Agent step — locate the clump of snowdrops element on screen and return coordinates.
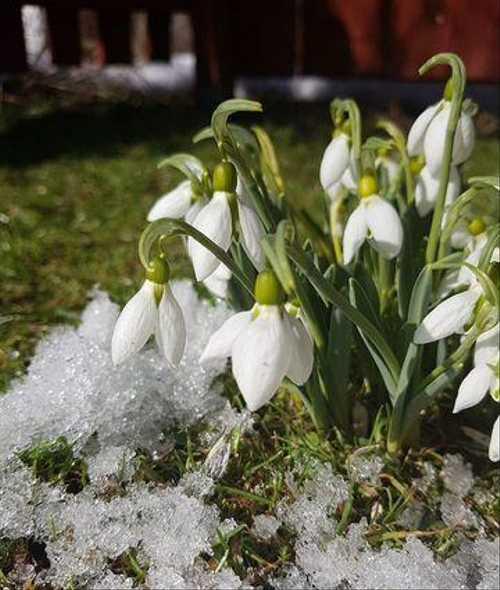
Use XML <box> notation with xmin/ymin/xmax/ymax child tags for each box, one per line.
<box><xmin>112</xmin><ymin>53</ymin><xmax>499</xmax><ymax>461</ymax></box>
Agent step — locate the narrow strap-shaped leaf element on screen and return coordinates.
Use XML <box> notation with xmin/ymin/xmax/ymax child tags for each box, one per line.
<box><xmin>211</xmin><ymin>99</ymin><xmax>263</xmax><ymax>148</ymax></box>
<box><xmin>157</xmin><ymin>153</ymin><xmax>207</xmax><ymax>192</ymax></box>
<box><xmin>349</xmin><ymin>279</ymin><xmax>398</xmax><ymax>400</ymax></box>
<box><xmin>252</xmin><ymin>125</ymin><xmax>285</xmax><ymax>200</ymax></box>
<box><xmin>287</xmin><ymin>244</ymin><xmax>400</xmax><ymax>383</ymax></box>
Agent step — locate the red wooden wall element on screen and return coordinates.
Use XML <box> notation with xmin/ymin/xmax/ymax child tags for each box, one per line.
<box><xmin>1</xmin><ymin>0</ymin><xmax>498</xmax><ymax>87</ymax></box>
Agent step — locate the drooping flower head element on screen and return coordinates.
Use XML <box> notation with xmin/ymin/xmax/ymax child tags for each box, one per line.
<box><xmin>343</xmin><ymin>173</ymin><xmax>403</xmax><ymax>265</ymax></box>
<box><xmin>111</xmin><ymin>255</ymin><xmax>186</xmax><ymax>367</ymax></box>
<box><xmin>407</xmin><ymin>80</ymin><xmax>475</xmax><ymax>177</ymax></box>
<box><xmin>320</xmin><ymin>120</ymin><xmax>358</xmax><ymax>201</ymax></box>
<box><xmin>200</xmin><ymin>270</ymin><xmax>314</xmax><ymax>411</ymax></box>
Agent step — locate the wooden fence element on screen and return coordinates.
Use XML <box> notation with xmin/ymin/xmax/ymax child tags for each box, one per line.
<box><xmin>1</xmin><ymin>1</ymin><xmax>499</xmax><ymax>91</ymax></box>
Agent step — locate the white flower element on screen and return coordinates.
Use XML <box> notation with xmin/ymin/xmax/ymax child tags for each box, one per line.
<box><xmin>111</xmin><ymin>280</ymin><xmax>186</xmax><ymax>367</ymax></box>
<box><xmin>408</xmin><ymin>101</ymin><xmax>475</xmax><ymax>176</ymax></box>
<box><xmin>200</xmin><ymin>305</ymin><xmax>313</xmax><ymax>411</ymax></box>
<box><xmin>203</xmin><ymin>263</ymin><xmax>231</xmax><ymax>299</ymax></box>
<box><xmin>489</xmin><ymin>416</ymin><xmax>499</xmax><ymax>462</ymax></box>
<box><xmin>236</xmin><ymin>179</ymin><xmax>266</xmax><ymax>270</ymax></box>
<box><xmin>413</xmin><ymin>284</ymin><xmax>482</xmax><ymax>344</ymax></box>
<box><xmin>320</xmin><ymin>133</ymin><xmax>351</xmax><ymax>194</ymax></box>
<box><xmin>453</xmin><ymin>324</ymin><xmax>499</xmax><ymax>413</ymax></box>
<box><xmin>343</xmin><ymin>195</ymin><xmax>403</xmax><ymax>264</ymax></box>
<box><xmin>147</xmin><ymin>180</ymin><xmax>195</xmax><ymax>221</ymax></box>
<box><xmin>415</xmin><ymin>164</ymin><xmax>460</xmax><ymax>218</ymax></box>
<box><xmin>188</xmin><ymin>191</ymin><xmax>233</xmax><ymax>281</ymax></box>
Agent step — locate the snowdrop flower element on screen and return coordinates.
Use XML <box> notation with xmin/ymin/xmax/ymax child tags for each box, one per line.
<box><xmin>236</xmin><ymin>178</ymin><xmax>266</xmax><ymax>270</ymax></box>
<box><xmin>413</xmin><ymin>283</ymin><xmax>483</xmax><ymax>344</ymax></box>
<box><xmin>203</xmin><ymin>263</ymin><xmax>231</xmax><ymax>299</ymax></box>
<box><xmin>147</xmin><ymin>179</ymin><xmax>206</xmax><ymax>223</ymax></box>
<box><xmin>407</xmin><ymin>82</ymin><xmax>475</xmax><ymax>176</ymax></box>
<box><xmin>188</xmin><ymin>162</ymin><xmax>237</xmax><ymax>281</ymax></box>
<box><xmin>111</xmin><ymin>255</ymin><xmax>186</xmax><ymax>367</ymax></box>
<box><xmin>200</xmin><ymin>270</ymin><xmax>314</xmax><ymax>411</ymax></box>
<box><xmin>453</xmin><ymin>324</ymin><xmax>499</xmax><ymax>413</ymax></box>
<box><xmin>415</xmin><ymin>164</ymin><xmax>461</xmax><ymax>217</ymax></box>
<box><xmin>453</xmin><ymin>324</ymin><xmax>499</xmax><ymax>462</ymax></box>
<box><xmin>343</xmin><ymin>174</ymin><xmax>403</xmax><ymax>265</ymax></box>
<box><xmin>320</xmin><ymin>123</ymin><xmax>356</xmax><ymax>197</ymax></box>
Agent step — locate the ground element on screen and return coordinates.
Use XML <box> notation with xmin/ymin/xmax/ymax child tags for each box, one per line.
<box><xmin>0</xmin><ymin>95</ymin><xmax>499</xmax><ymax>588</ymax></box>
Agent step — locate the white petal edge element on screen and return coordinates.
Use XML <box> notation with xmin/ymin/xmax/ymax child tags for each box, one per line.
<box><xmin>111</xmin><ymin>281</ymin><xmax>157</xmax><ymax>365</ymax></box>
<box><xmin>343</xmin><ymin>204</ymin><xmax>368</xmax><ymax>265</ymax></box>
<box><xmin>200</xmin><ymin>310</ymin><xmax>252</xmax><ymax>363</ymax></box>
<box><xmin>488</xmin><ymin>416</ymin><xmax>499</xmax><ymax>462</ymax></box>
<box><xmin>203</xmin><ymin>263</ymin><xmax>231</xmax><ymax>299</ymax></box>
<box><xmin>365</xmin><ymin>195</ymin><xmax>403</xmax><ymax>260</ymax></box>
<box><xmin>407</xmin><ymin>102</ymin><xmax>441</xmax><ymax>156</ymax></box>
<box><xmin>320</xmin><ymin>134</ymin><xmax>350</xmax><ymax>191</ymax></box>
<box><xmin>147</xmin><ymin>180</ymin><xmax>193</xmax><ymax>221</ymax></box>
<box><xmin>285</xmin><ymin>314</ymin><xmax>314</xmax><ymax>385</ymax></box>
<box><xmin>453</xmin><ymin>366</ymin><xmax>491</xmax><ymax>413</ymax></box>
<box><xmin>156</xmin><ymin>286</ymin><xmax>186</xmax><ymax>367</ymax></box>
<box><xmin>189</xmin><ymin>192</ymin><xmax>233</xmax><ymax>281</ymax></box>
<box><xmin>238</xmin><ymin>200</ymin><xmax>266</xmax><ymax>271</ymax></box>
<box><xmin>474</xmin><ymin>324</ymin><xmax>499</xmax><ymax>367</ymax></box>
<box><xmin>424</xmin><ymin>105</ymin><xmax>450</xmax><ymax>176</ymax></box>
<box><xmin>413</xmin><ymin>287</ymin><xmax>481</xmax><ymax>344</ymax></box>
<box><xmin>232</xmin><ymin>307</ymin><xmax>290</xmax><ymax>411</ymax></box>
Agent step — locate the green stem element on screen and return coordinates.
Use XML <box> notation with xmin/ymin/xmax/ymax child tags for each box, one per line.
<box><xmin>378</xmin><ymin>256</ymin><xmax>393</xmax><ymax>315</ymax></box>
<box><xmin>423</xmin><ymin>54</ymin><xmax>466</xmax><ymax>264</ymax></box>
<box><xmin>288</xmin><ymin>245</ymin><xmax>400</xmax><ymax>383</ymax></box>
<box><xmin>138</xmin><ymin>218</ymin><xmax>254</xmax><ymax>295</ymax></box>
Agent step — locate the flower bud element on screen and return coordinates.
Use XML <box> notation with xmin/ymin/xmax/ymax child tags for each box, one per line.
<box><xmin>359</xmin><ymin>174</ymin><xmax>378</xmax><ymax>199</ymax></box>
<box><xmin>146</xmin><ymin>255</ymin><xmax>170</xmax><ymax>284</ymax></box>
<box><xmin>468</xmin><ymin>218</ymin><xmax>486</xmax><ymax>236</ymax></box>
<box><xmin>254</xmin><ymin>270</ymin><xmax>284</xmax><ymax>305</ymax></box>
<box><xmin>213</xmin><ymin>161</ymin><xmax>237</xmax><ymax>193</ymax></box>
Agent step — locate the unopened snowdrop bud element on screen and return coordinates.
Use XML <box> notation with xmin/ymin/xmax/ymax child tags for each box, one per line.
<box><xmin>254</xmin><ymin>270</ymin><xmax>284</xmax><ymax>305</ymax></box>
<box><xmin>213</xmin><ymin>161</ymin><xmax>237</xmax><ymax>193</ymax></box>
<box><xmin>111</xmin><ymin>255</ymin><xmax>186</xmax><ymax>367</ymax></box>
<box><xmin>320</xmin><ymin>124</ymin><xmax>351</xmax><ymax>193</ymax></box>
<box><xmin>343</xmin><ymin>174</ymin><xmax>403</xmax><ymax>264</ymax></box>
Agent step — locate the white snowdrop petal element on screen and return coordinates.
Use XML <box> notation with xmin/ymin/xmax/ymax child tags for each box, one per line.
<box><xmin>202</xmin><ymin>263</ymin><xmax>231</xmax><ymax>299</ymax></box>
<box><xmin>147</xmin><ymin>180</ymin><xmax>193</xmax><ymax>221</ymax></box>
<box><xmin>474</xmin><ymin>324</ymin><xmax>499</xmax><ymax>367</ymax></box>
<box><xmin>232</xmin><ymin>307</ymin><xmax>290</xmax><ymax>411</ymax></box>
<box><xmin>156</xmin><ymin>287</ymin><xmax>186</xmax><ymax>367</ymax></box>
<box><xmin>415</xmin><ymin>166</ymin><xmax>437</xmax><ymax>217</ymax></box>
<box><xmin>238</xmin><ymin>201</ymin><xmax>266</xmax><ymax>271</ymax></box>
<box><xmin>326</xmin><ymin>181</ymin><xmax>344</xmax><ymax>203</ymax></box>
<box><xmin>454</xmin><ymin>112</ymin><xmax>475</xmax><ymax>165</ymax></box>
<box><xmin>285</xmin><ymin>314</ymin><xmax>314</xmax><ymax>385</ymax></box>
<box><xmin>407</xmin><ymin>102</ymin><xmax>441</xmax><ymax>156</ymax></box>
<box><xmin>200</xmin><ymin>310</ymin><xmax>252</xmax><ymax>363</ymax></box>
<box><xmin>413</xmin><ymin>288</ymin><xmax>481</xmax><ymax>344</ymax></box>
<box><xmin>111</xmin><ymin>281</ymin><xmax>157</xmax><ymax>365</ymax></box>
<box><xmin>185</xmin><ymin>200</ymin><xmax>205</xmax><ymax>225</ymax></box>
<box><xmin>320</xmin><ymin>134</ymin><xmax>350</xmax><ymax>191</ymax></box>
<box><xmin>453</xmin><ymin>366</ymin><xmax>491</xmax><ymax>413</ymax></box>
<box><xmin>189</xmin><ymin>192</ymin><xmax>233</xmax><ymax>281</ymax></box>
<box><xmin>488</xmin><ymin>416</ymin><xmax>499</xmax><ymax>462</ymax></box>
<box><xmin>343</xmin><ymin>205</ymin><xmax>368</xmax><ymax>265</ymax></box>
<box><xmin>450</xmin><ymin>222</ymin><xmax>473</xmax><ymax>250</ymax></box>
<box><xmin>341</xmin><ymin>165</ymin><xmax>358</xmax><ymax>192</ymax></box>
<box><xmin>424</xmin><ymin>105</ymin><xmax>450</xmax><ymax>176</ymax></box>
<box><xmin>365</xmin><ymin>196</ymin><xmax>403</xmax><ymax>259</ymax></box>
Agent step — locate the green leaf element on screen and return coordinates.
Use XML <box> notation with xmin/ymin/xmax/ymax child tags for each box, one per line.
<box><xmin>349</xmin><ymin>279</ymin><xmax>398</xmax><ymax>400</ymax></box>
<box><xmin>260</xmin><ymin>221</ymin><xmax>295</xmax><ymax>296</ymax></box>
<box><xmin>211</xmin><ymin>99</ymin><xmax>263</xmax><ymax>146</ymax></box>
<box><xmin>157</xmin><ymin>153</ymin><xmax>207</xmax><ymax>192</ymax></box>
<box><xmin>252</xmin><ymin>125</ymin><xmax>285</xmax><ymax>201</ymax></box>
<box><xmin>468</xmin><ymin>175</ymin><xmax>500</xmax><ymax>192</ymax></box>
<box><xmin>192</xmin><ymin>126</ymin><xmax>214</xmax><ymax>144</ymax></box>
<box><xmin>398</xmin><ymin>207</ymin><xmax>425</xmax><ymax>319</ymax></box>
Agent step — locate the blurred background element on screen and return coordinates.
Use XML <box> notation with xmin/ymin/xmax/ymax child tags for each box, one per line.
<box><xmin>0</xmin><ymin>0</ymin><xmax>499</xmax><ymax>389</ymax></box>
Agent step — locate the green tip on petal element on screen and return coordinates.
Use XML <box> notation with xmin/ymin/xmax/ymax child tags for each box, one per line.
<box><xmin>254</xmin><ymin>270</ymin><xmax>284</xmax><ymax>305</ymax></box>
